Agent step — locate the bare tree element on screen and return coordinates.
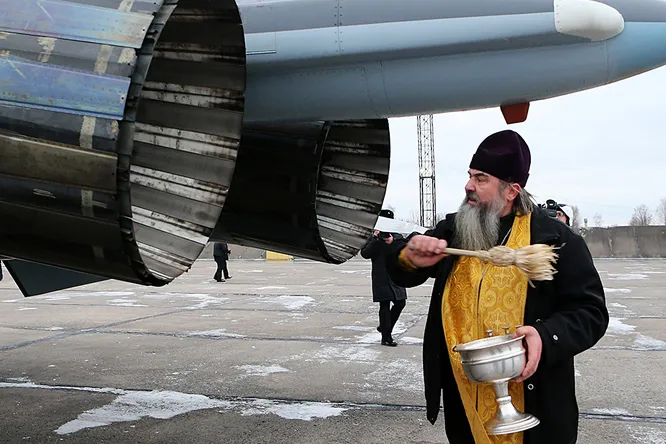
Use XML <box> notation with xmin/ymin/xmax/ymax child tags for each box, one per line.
<box><xmin>401</xmin><ymin>209</ymin><xmax>447</xmax><ymax>227</ymax></box>
<box><xmin>657</xmin><ymin>198</ymin><xmax>666</xmax><ymax>225</ymax></box>
<box><xmin>629</xmin><ymin>204</ymin><xmax>653</xmax><ymax>226</ymax></box>
<box><xmin>570</xmin><ymin>205</ymin><xmax>581</xmax><ymax>233</ymax></box>
<box><xmin>592</xmin><ymin>213</ymin><xmax>604</xmax><ymax>227</ymax></box>
<box><xmin>406</xmin><ymin>209</ymin><xmax>421</xmax><ymax>225</ymax></box>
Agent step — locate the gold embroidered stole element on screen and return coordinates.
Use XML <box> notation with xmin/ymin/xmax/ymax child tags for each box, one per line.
<box><xmin>441</xmin><ymin>213</ymin><xmax>531</xmax><ymax>444</ymax></box>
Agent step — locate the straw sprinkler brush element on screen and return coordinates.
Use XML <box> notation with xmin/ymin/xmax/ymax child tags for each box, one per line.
<box><xmin>438</xmin><ymin>244</ymin><xmax>560</xmax><ymax>283</ymax></box>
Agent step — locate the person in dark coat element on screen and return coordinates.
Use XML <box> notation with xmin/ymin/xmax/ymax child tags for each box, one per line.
<box><xmin>385</xmin><ymin>130</ymin><xmax>608</xmax><ymax>444</ymax></box>
<box><xmin>361</xmin><ymin>209</ymin><xmax>408</xmax><ymax>347</ymax></box>
<box><xmin>213</xmin><ymin>242</ymin><xmax>231</xmax><ymax>282</ymax></box>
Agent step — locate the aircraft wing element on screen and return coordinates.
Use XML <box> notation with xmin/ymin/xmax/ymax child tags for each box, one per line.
<box><xmin>2</xmin><ymin>259</ymin><xmax>108</xmax><ymax>297</ymax></box>
<box><xmin>373</xmin><ymin>217</ymin><xmax>427</xmax><ymax>236</ymax></box>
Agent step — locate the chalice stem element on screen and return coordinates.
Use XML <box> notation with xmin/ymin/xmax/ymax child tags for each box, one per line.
<box><xmin>493</xmin><ymin>380</ymin><xmax>522</xmax><ymax>418</ymax></box>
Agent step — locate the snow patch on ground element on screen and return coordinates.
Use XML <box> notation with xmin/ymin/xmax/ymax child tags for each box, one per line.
<box><xmin>238</xmin><ymin>399</ymin><xmax>346</xmax><ymax>420</ymax></box>
<box><xmin>273</xmin><ymin>312</ymin><xmax>308</xmax><ymax>325</ymax></box>
<box><xmin>398</xmin><ymin>336</ymin><xmax>423</xmax><ymax>345</ymax></box>
<box><xmin>177</xmin><ymin>294</ymin><xmax>230</xmax><ymax>310</ymax></box>
<box><xmin>604</xmin><ymin>288</ymin><xmax>632</xmax><ymax>294</ymax></box>
<box><xmin>332</xmin><ymin>326</ymin><xmax>375</xmax><ymax>332</ymax></box>
<box><xmin>0</xmin><ymin>381</ymin><xmax>349</xmax><ymax>435</ymax></box>
<box><xmin>364</xmin><ymin>358</ymin><xmax>423</xmax><ymax>393</ymax></box>
<box><xmin>253</xmin><ymin>295</ymin><xmax>315</xmax><ymax>310</ymax></box>
<box><xmin>607</xmin><ymin>317</ymin><xmax>636</xmax><ymax>334</ymax></box>
<box><xmin>0</xmin><ymin>381</ymin><xmax>124</xmax><ymax>396</ymax></box>
<box><xmin>40</xmin><ymin>295</ymin><xmax>72</xmax><ymax>301</ymax></box>
<box><xmin>607</xmin><ymin>274</ymin><xmax>649</xmax><ymax>280</ymax></box>
<box><xmin>55</xmin><ymin>390</ymin><xmax>230</xmax><ymax>435</ymax></box>
<box><xmin>106</xmin><ymin>299</ymin><xmax>147</xmax><ymax>307</ymax></box>
<box><xmin>313</xmin><ymin>344</ymin><xmax>381</xmax><ymax>364</ymax></box>
<box><xmin>187</xmin><ymin>329</ymin><xmax>246</xmax><ymax>339</ymax></box>
<box><xmin>604</xmin><ymin>318</ymin><xmax>666</xmax><ymax>350</ymax></box>
<box><xmin>4</xmin><ymin>377</ymin><xmax>31</xmax><ymax>383</ymax></box>
<box><xmin>634</xmin><ymin>334</ymin><xmax>666</xmax><ymax>350</ymax></box>
<box><xmin>235</xmin><ymin>365</ymin><xmax>289</xmax><ymax>377</ymax></box>
<box><xmin>591</xmin><ymin>407</ymin><xmax>631</xmax><ymax>415</ymax></box>
<box><xmin>36</xmin><ymin>291</ymin><xmax>135</xmax><ymax>299</ymax></box>
<box><xmin>629</xmin><ymin>425</ymin><xmax>666</xmax><ymax>444</ymax></box>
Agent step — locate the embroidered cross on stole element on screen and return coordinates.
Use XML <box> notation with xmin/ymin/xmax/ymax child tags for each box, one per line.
<box><xmin>441</xmin><ymin>213</ymin><xmax>531</xmax><ymax>444</ymax></box>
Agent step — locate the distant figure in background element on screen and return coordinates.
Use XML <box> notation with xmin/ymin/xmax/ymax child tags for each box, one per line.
<box><xmin>213</xmin><ymin>242</ymin><xmax>231</xmax><ymax>282</ymax></box>
<box><xmin>361</xmin><ymin>209</ymin><xmax>407</xmax><ymax>347</ymax></box>
<box><xmin>557</xmin><ymin>204</ymin><xmax>574</xmax><ymax>227</ymax></box>
<box><xmin>541</xmin><ymin>199</ymin><xmax>573</xmax><ymax>226</ymax></box>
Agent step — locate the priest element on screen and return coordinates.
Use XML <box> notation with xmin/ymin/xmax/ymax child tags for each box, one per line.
<box><xmin>385</xmin><ymin>129</ymin><xmax>608</xmax><ymax>444</ymax></box>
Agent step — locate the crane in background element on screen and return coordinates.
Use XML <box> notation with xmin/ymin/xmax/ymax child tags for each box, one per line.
<box><xmin>417</xmin><ymin>115</ymin><xmax>437</xmax><ymax>228</ymax></box>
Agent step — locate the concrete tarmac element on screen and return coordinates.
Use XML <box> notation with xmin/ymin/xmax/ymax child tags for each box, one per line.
<box><xmin>0</xmin><ymin>258</ymin><xmax>664</xmax><ymax>443</ymax></box>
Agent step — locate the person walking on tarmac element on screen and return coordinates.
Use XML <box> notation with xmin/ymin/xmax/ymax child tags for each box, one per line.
<box><xmin>360</xmin><ymin>209</ymin><xmax>407</xmax><ymax>347</ymax></box>
<box><xmin>213</xmin><ymin>242</ymin><xmax>231</xmax><ymax>282</ymax></box>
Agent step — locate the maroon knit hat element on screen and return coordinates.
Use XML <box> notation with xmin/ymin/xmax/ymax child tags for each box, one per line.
<box><xmin>469</xmin><ymin>130</ymin><xmax>531</xmax><ymax>187</ymax></box>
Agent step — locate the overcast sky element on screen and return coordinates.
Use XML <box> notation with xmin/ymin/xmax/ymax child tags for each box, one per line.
<box><xmin>383</xmin><ymin>65</ymin><xmax>666</xmax><ymax>227</ymax></box>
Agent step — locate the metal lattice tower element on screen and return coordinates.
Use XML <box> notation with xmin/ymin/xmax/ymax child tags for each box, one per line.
<box><xmin>417</xmin><ymin>115</ymin><xmax>437</xmax><ymax>228</ymax></box>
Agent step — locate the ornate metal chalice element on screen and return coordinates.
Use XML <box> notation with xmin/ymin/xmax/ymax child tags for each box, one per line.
<box><xmin>452</xmin><ymin>329</ymin><xmax>540</xmax><ymax>435</ymax></box>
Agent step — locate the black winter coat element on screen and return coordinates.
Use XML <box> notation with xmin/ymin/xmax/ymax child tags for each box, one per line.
<box><xmin>361</xmin><ymin>233</ymin><xmax>408</xmax><ymax>303</ymax></box>
<box><xmin>385</xmin><ymin>207</ymin><xmax>609</xmax><ymax>444</ymax></box>
<box><xmin>213</xmin><ymin>242</ymin><xmax>230</xmax><ymax>260</ymax></box>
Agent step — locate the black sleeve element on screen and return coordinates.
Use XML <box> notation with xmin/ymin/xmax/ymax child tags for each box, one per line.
<box><xmin>532</xmin><ymin>233</ymin><xmax>609</xmax><ymax>367</ymax></box>
<box><xmin>360</xmin><ymin>236</ymin><xmax>379</xmax><ymax>259</ymax></box>
<box><xmin>385</xmin><ymin>215</ymin><xmax>455</xmax><ymax>288</ymax></box>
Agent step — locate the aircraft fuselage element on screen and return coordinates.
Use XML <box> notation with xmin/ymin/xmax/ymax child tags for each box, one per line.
<box><xmin>238</xmin><ymin>0</ymin><xmax>666</xmax><ymax>122</ymax></box>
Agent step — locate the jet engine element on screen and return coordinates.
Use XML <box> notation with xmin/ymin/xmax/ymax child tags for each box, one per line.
<box><xmin>215</xmin><ymin>119</ymin><xmax>390</xmax><ymax>264</ymax></box>
<box><xmin>0</xmin><ymin>0</ymin><xmax>390</xmax><ymax>293</ymax></box>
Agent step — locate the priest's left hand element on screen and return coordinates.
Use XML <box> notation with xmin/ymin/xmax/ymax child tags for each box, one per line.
<box><xmin>513</xmin><ymin>326</ymin><xmax>542</xmax><ymax>382</ymax></box>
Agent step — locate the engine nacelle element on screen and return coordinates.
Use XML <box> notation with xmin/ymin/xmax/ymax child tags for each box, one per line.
<box><xmin>213</xmin><ymin>119</ymin><xmax>391</xmax><ymax>264</ymax></box>
<box><xmin>0</xmin><ymin>0</ymin><xmax>246</xmax><ymax>286</ymax></box>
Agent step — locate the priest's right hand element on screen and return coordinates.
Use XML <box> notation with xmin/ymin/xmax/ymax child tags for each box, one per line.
<box><xmin>403</xmin><ymin>235</ymin><xmax>449</xmax><ymax>268</ymax></box>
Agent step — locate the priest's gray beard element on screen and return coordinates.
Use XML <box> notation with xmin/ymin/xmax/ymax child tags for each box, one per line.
<box><xmin>453</xmin><ymin>190</ymin><xmax>507</xmax><ymax>251</ymax></box>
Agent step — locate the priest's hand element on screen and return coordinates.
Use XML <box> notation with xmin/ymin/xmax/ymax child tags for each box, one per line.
<box><xmin>403</xmin><ymin>235</ymin><xmax>449</xmax><ymax>268</ymax></box>
<box><xmin>513</xmin><ymin>326</ymin><xmax>542</xmax><ymax>382</ymax></box>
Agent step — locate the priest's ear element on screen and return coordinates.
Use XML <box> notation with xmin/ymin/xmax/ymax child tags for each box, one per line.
<box><xmin>504</xmin><ymin>182</ymin><xmax>521</xmax><ymax>202</ymax></box>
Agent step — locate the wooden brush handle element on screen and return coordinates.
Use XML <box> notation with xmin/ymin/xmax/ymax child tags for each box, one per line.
<box><xmin>441</xmin><ymin>247</ymin><xmax>487</xmax><ymax>259</ymax></box>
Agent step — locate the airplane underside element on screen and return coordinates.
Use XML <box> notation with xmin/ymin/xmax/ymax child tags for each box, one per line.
<box><xmin>0</xmin><ymin>0</ymin><xmax>390</xmax><ymax>296</ymax></box>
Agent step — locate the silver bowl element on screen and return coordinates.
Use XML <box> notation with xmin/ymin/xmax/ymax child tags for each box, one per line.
<box><xmin>452</xmin><ymin>333</ymin><xmax>540</xmax><ymax>435</ymax></box>
<box><xmin>453</xmin><ymin>334</ymin><xmax>527</xmax><ymax>383</ymax></box>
